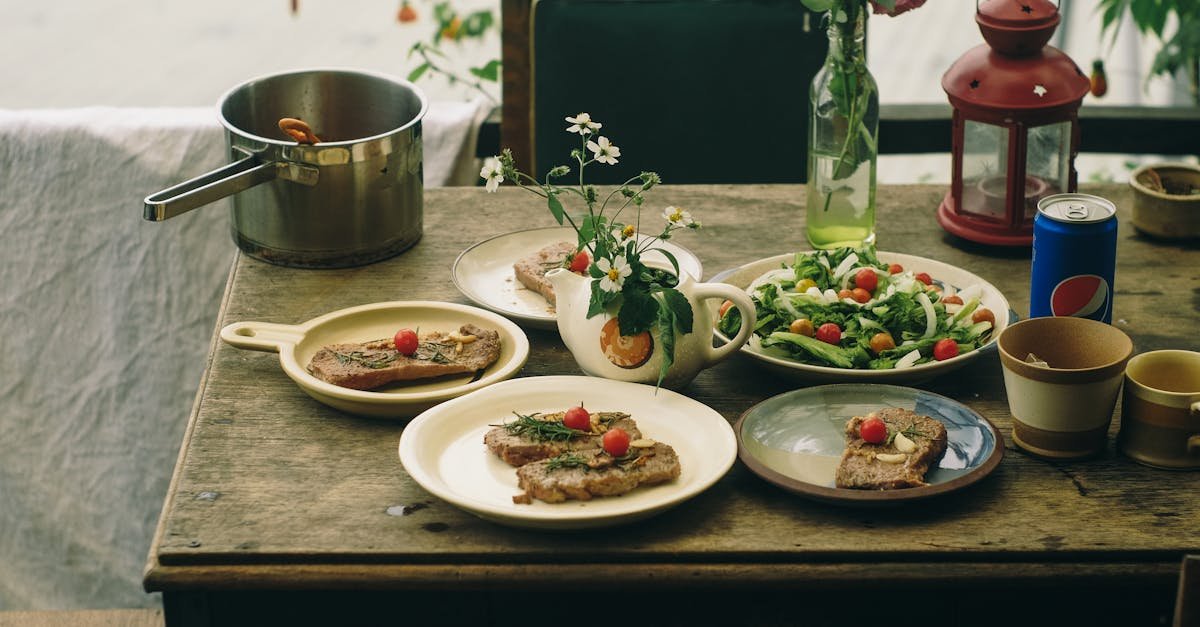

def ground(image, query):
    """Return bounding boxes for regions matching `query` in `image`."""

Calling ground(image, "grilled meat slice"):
[835,407,948,490]
[307,324,501,391]
[513,240,576,306]
[515,442,681,503]
[484,411,641,467]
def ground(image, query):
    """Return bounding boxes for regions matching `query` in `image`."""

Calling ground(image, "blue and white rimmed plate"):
[452,226,703,330]
[399,375,736,530]
[712,251,1012,384]
[734,383,1003,506]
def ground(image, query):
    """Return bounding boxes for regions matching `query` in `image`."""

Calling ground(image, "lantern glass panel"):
[960,119,1009,220]
[1023,121,1071,219]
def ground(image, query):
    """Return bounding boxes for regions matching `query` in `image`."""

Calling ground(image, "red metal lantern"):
[937,0,1090,246]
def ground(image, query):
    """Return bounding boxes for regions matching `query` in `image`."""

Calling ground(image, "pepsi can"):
[1030,193,1118,323]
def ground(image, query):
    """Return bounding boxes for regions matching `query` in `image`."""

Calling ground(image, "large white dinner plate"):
[452,226,703,330]
[398,376,736,530]
[712,251,1012,384]
[219,301,529,419]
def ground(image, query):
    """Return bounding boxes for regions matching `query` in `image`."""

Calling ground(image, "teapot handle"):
[692,283,757,366]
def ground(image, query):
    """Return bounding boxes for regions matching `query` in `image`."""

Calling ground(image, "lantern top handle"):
[976,0,1060,12]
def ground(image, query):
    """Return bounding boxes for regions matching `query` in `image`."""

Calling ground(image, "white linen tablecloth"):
[0,101,487,610]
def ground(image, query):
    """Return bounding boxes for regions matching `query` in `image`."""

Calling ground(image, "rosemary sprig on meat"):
[332,350,400,369]
[494,412,586,442]
[545,453,589,471]
[543,449,645,472]
[886,422,929,446]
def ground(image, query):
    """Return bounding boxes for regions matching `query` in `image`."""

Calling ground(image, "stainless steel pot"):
[144,68,428,268]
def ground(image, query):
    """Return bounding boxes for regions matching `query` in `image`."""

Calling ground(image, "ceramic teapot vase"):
[546,265,756,389]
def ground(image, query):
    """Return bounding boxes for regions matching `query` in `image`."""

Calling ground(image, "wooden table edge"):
[143,560,1180,592]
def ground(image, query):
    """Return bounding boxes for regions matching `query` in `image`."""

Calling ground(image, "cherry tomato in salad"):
[914,272,933,286]
[393,328,419,355]
[815,322,841,345]
[888,263,904,275]
[972,308,996,326]
[850,288,871,303]
[568,250,590,274]
[854,268,878,293]
[869,332,896,355]
[933,338,959,361]
[718,299,734,318]
[795,278,818,293]
[602,427,631,457]
[788,318,815,337]
[859,416,887,444]
[563,405,590,431]
[941,294,963,306]
[837,288,854,301]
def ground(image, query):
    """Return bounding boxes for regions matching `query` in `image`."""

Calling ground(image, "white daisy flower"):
[479,157,504,192]
[586,136,621,165]
[565,113,601,135]
[662,206,694,226]
[596,255,631,293]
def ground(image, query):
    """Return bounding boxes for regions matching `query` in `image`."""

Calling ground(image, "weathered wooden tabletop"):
[145,184,1199,625]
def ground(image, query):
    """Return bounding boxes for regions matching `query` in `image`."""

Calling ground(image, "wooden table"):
[144,184,1199,627]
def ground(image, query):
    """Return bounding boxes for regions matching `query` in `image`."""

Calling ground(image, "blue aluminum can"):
[1030,193,1118,324]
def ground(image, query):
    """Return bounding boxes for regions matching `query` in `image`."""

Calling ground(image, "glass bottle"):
[806,5,879,249]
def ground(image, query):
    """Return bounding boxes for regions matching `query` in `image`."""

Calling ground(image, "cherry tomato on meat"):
[718,299,734,318]
[788,318,815,337]
[815,322,842,345]
[568,250,590,274]
[854,268,878,293]
[941,294,963,306]
[850,288,871,303]
[602,427,631,457]
[869,332,896,355]
[888,263,904,275]
[859,416,887,444]
[914,272,933,286]
[933,338,959,361]
[563,405,590,431]
[393,328,419,355]
[972,308,996,326]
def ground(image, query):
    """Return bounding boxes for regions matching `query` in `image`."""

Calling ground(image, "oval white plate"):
[220,301,530,419]
[452,226,704,330]
[712,251,1011,384]
[398,376,736,530]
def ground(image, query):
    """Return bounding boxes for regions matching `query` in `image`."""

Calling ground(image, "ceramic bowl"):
[1129,163,1200,240]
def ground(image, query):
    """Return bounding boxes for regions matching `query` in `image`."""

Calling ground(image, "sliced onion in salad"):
[832,253,859,280]
[916,291,937,338]
[895,349,922,369]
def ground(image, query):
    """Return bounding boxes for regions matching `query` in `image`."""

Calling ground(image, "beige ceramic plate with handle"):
[712,251,1011,384]
[219,301,530,419]
[452,226,704,330]
[398,375,736,530]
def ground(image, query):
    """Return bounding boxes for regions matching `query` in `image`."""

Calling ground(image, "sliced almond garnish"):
[629,438,656,448]
[893,432,917,453]
[448,333,477,344]
[876,453,907,464]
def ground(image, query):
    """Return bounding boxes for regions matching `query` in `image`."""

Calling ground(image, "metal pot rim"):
[215,66,430,149]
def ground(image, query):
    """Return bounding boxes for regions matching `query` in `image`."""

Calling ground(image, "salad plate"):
[398,376,736,530]
[219,301,529,418]
[735,384,1003,506]
[452,226,703,330]
[712,250,1011,384]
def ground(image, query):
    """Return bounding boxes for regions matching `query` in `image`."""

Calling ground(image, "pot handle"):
[693,283,757,367]
[143,155,277,221]
[220,320,306,353]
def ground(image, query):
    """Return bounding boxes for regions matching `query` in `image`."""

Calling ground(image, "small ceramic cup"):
[997,317,1134,459]
[1118,350,1200,469]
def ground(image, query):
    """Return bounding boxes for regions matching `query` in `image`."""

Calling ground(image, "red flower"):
[870,0,926,16]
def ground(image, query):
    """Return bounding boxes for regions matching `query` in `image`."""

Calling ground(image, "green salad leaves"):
[718,246,995,370]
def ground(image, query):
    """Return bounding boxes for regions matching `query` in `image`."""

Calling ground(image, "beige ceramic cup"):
[998,317,1134,459]
[1118,350,1200,469]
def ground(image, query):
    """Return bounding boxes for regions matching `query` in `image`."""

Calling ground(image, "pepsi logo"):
[1050,275,1109,319]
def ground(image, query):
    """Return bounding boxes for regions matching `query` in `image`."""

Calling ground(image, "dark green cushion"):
[531,0,827,184]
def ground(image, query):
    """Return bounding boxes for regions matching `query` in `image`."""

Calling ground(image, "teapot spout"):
[545,267,585,316]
